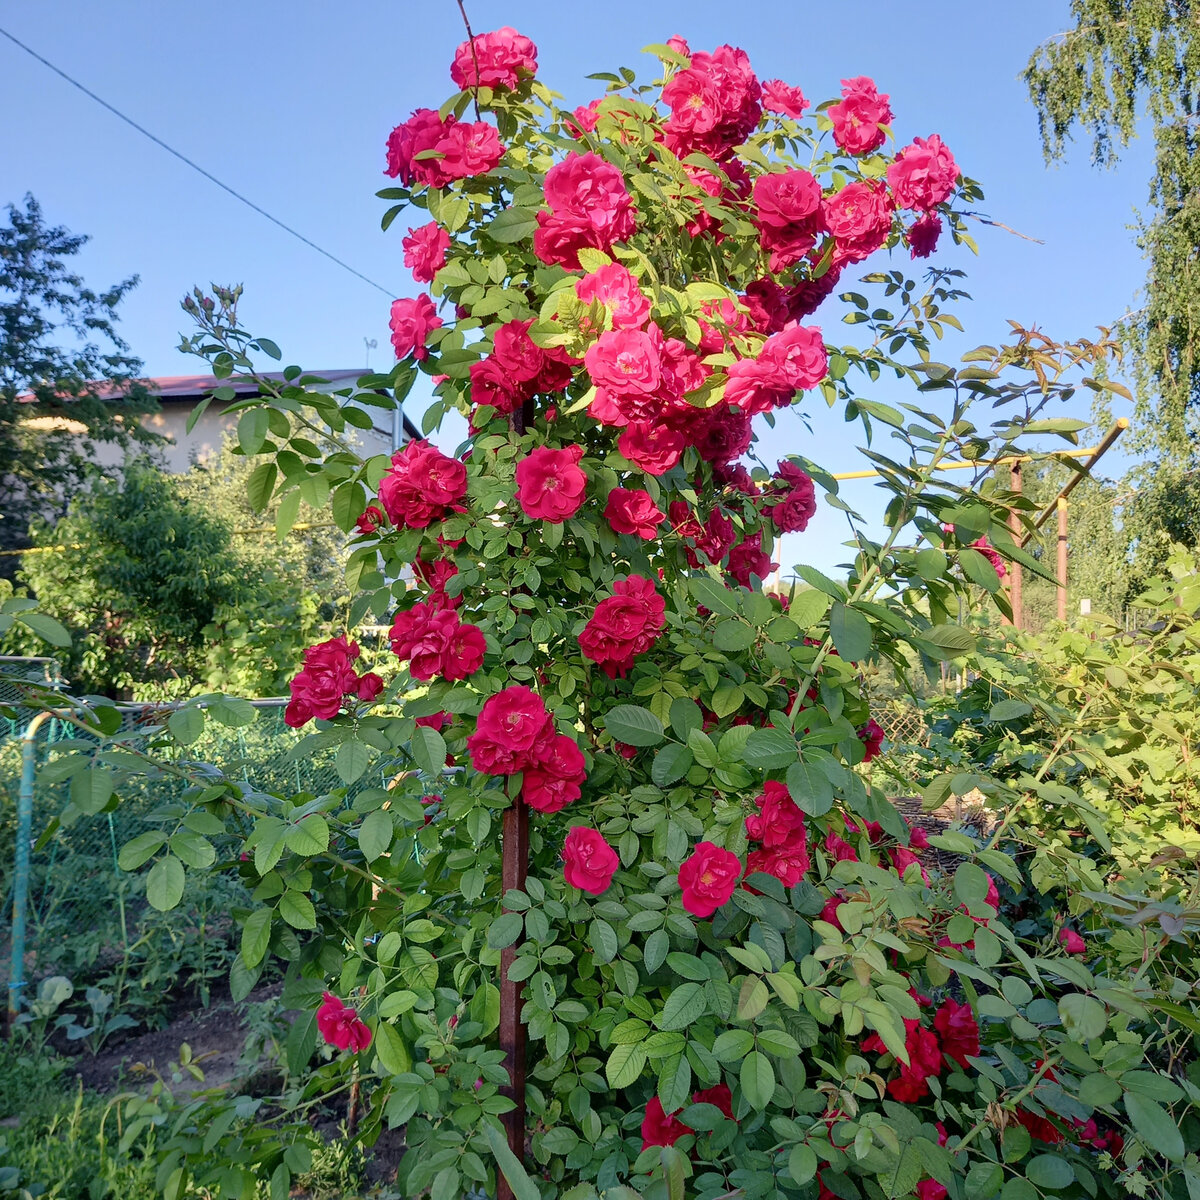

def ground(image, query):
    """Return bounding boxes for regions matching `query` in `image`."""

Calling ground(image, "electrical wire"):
[0,24,397,299]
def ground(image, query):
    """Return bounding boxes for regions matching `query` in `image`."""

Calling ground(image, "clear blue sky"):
[0,2,1153,573]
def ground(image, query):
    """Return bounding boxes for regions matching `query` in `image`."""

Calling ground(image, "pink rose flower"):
[515,445,588,523]
[579,575,666,678]
[377,439,467,529]
[575,263,651,330]
[534,153,636,268]
[604,488,666,539]
[524,732,587,813]
[677,841,742,918]
[761,79,808,118]
[562,827,619,895]
[661,45,761,160]
[584,326,663,397]
[1058,927,1086,955]
[316,992,372,1053]
[617,421,685,475]
[450,27,537,91]
[402,223,451,284]
[389,295,442,362]
[888,135,961,211]
[829,76,893,156]
[822,180,894,265]
[384,110,505,187]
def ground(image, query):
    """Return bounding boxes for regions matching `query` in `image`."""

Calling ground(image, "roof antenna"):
[363,337,377,369]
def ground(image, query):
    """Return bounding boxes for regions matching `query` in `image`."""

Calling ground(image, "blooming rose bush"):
[57,22,1188,1200]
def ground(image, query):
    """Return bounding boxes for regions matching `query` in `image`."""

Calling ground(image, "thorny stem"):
[455,0,483,122]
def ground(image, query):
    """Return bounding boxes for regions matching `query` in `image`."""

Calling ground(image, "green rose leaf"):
[740,1050,775,1109]
[602,704,665,747]
[744,727,799,770]
[829,603,872,662]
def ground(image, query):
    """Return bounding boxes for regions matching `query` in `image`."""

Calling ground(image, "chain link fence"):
[0,665,409,1009]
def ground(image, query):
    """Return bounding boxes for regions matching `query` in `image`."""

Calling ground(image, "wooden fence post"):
[1056,498,1069,622]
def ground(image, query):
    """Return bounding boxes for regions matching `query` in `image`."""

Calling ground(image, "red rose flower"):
[786,266,843,321]
[769,461,817,533]
[402,223,451,284]
[970,536,1007,579]
[666,35,690,56]
[450,26,537,91]
[604,488,666,539]
[641,1097,689,1150]
[515,445,588,522]
[761,79,808,118]
[727,532,778,589]
[695,405,752,465]
[523,733,587,814]
[575,263,651,330]
[377,439,467,529]
[357,672,384,702]
[691,1084,734,1119]
[617,421,685,475]
[934,996,980,1069]
[355,504,387,535]
[562,826,619,894]
[678,841,742,917]
[389,295,442,362]
[388,601,486,682]
[858,719,885,763]
[466,686,555,776]
[285,636,370,728]
[888,135,960,211]
[829,77,893,156]
[908,212,942,259]
[316,992,372,1052]
[567,98,602,135]
[579,575,666,677]
[863,1018,943,1102]
[1058,927,1086,955]
[746,844,810,887]
[746,780,807,849]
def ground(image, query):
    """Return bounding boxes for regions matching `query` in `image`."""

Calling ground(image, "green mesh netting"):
[1,667,407,993]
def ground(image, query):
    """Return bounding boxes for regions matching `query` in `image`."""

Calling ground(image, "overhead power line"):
[0,25,397,299]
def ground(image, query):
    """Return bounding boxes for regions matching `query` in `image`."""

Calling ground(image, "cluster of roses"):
[744,780,811,887]
[578,575,667,678]
[469,317,576,418]
[385,109,504,190]
[862,991,980,1103]
[388,600,486,682]
[376,439,468,530]
[765,461,818,534]
[466,686,587,814]
[535,153,638,270]
[284,636,383,729]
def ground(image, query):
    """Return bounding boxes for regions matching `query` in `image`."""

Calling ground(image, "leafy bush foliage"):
[15,23,1200,1200]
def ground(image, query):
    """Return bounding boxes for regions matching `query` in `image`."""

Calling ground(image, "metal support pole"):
[8,711,50,1032]
[1056,498,1069,622]
[497,802,530,1200]
[1008,462,1023,631]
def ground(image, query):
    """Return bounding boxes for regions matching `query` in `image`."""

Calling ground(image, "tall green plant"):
[27,26,1198,1200]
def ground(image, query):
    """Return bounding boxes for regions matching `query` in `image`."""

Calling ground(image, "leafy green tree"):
[0,194,161,573]
[12,459,250,697]
[8,445,348,699]
[1025,3,1200,460]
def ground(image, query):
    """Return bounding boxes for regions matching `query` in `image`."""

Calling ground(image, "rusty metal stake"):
[1056,498,1069,622]
[497,801,530,1200]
